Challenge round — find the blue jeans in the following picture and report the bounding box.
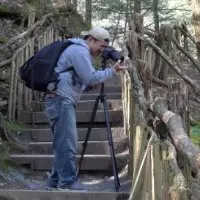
[44,95,77,188]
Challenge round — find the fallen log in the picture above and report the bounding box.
[150,97,200,178]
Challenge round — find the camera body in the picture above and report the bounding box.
[102,47,124,62]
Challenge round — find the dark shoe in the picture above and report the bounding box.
[45,185,57,191]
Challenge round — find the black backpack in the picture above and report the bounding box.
[19,40,74,92]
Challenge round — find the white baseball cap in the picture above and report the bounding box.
[81,27,110,43]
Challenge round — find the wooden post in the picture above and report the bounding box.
[168,80,190,136]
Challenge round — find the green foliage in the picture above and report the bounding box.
[0,141,10,172]
[0,37,8,44]
[2,120,24,133]
[56,7,90,36]
[0,5,12,13]
[21,0,54,19]
[190,123,200,147]
[0,4,21,16]
[93,0,126,20]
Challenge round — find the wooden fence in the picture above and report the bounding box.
[121,69,189,200]
[7,14,60,121]
[120,15,198,199]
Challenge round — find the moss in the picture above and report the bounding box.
[190,123,200,147]
[0,4,21,16]
[0,37,8,44]
[2,120,24,133]
[0,5,13,13]
[56,6,89,36]
[0,141,10,172]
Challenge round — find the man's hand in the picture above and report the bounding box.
[113,60,127,72]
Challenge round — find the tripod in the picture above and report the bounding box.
[76,59,120,191]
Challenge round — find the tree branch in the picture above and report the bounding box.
[0,13,53,52]
[172,36,200,73]
[138,35,200,97]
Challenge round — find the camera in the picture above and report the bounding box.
[102,47,124,62]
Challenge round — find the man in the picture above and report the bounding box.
[44,27,126,191]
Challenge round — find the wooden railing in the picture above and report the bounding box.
[7,14,60,121]
[120,15,198,199]
[121,69,189,200]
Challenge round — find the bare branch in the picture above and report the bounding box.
[0,13,53,52]
[138,35,200,97]
[172,36,200,73]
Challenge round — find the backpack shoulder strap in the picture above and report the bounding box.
[59,66,74,74]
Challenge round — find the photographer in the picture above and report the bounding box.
[44,27,126,191]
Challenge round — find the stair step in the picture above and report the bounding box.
[9,151,129,171]
[18,110,123,124]
[80,93,121,100]
[0,190,128,200]
[31,99,122,111]
[22,138,128,154]
[104,75,122,86]
[18,127,125,142]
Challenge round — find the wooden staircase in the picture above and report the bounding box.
[2,76,131,199]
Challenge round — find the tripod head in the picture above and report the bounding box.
[100,47,124,95]
[101,46,124,69]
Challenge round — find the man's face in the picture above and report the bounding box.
[89,38,108,57]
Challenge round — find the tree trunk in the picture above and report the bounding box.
[72,0,77,11]
[191,0,200,59]
[85,0,92,27]
[133,0,141,14]
[112,10,122,46]
[153,0,159,33]
[152,25,164,77]
[124,0,129,35]
[159,25,173,80]
[167,80,190,136]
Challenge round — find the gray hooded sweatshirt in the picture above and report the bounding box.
[47,38,116,105]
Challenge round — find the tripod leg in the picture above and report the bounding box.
[76,95,101,178]
[102,95,120,191]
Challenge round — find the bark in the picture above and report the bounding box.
[112,10,122,46]
[152,76,169,88]
[85,0,92,27]
[126,16,149,122]
[167,81,190,135]
[72,0,77,11]
[153,0,159,33]
[172,36,200,73]
[165,140,188,200]
[145,27,200,73]
[133,0,141,14]
[138,35,200,97]
[180,25,200,49]
[152,25,164,77]
[151,97,200,178]
[191,0,200,59]
[159,25,173,81]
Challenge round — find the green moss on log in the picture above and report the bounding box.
[0,37,8,44]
